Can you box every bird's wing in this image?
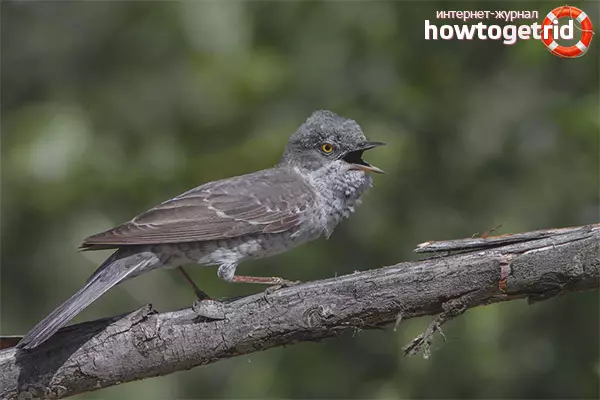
[80,169,316,250]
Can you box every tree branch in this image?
[1,224,598,399]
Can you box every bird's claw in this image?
[275,278,301,287]
[264,279,301,295]
[194,289,211,301]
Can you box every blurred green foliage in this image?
[1,1,598,398]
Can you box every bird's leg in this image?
[231,275,300,286]
[217,264,300,288]
[177,266,211,300]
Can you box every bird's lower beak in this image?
[350,163,386,174]
[343,141,386,174]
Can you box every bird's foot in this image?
[193,289,211,301]
[264,279,302,295]
[178,266,211,300]
[232,275,300,286]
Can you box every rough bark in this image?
[1,224,598,399]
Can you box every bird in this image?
[16,110,385,350]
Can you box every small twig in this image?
[403,290,486,358]
[393,313,403,332]
[415,225,593,253]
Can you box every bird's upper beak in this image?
[341,141,386,174]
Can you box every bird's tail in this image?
[17,249,159,350]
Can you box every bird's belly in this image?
[162,230,319,267]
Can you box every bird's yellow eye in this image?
[321,143,334,154]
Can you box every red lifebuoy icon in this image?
[541,6,594,58]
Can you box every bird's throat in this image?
[303,164,372,238]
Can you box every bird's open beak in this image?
[342,141,386,174]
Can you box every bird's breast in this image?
[317,171,372,237]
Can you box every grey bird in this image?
[16,110,385,350]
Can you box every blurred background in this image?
[1,1,598,398]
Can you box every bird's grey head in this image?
[279,110,385,176]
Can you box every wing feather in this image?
[80,169,316,250]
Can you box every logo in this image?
[541,6,594,58]
[425,5,595,58]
